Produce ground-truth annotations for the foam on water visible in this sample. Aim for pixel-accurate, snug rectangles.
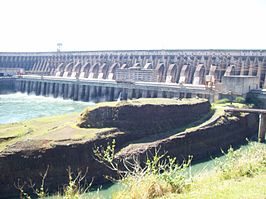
[0,93,93,124]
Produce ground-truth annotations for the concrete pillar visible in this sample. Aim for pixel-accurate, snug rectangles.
[84,85,90,101]
[122,88,128,100]
[142,90,148,98]
[25,81,29,94]
[49,83,54,97]
[173,92,180,98]
[109,87,115,101]
[134,89,140,99]
[73,84,79,101]
[40,82,45,96]
[113,88,119,100]
[29,81,34,93]
[101,87,107,101]
[54,83,59,98]
[68,84,74,99]
[78,85,83,101]
[63,84,69,99]
[258,113,266,143]
[105,87,112,101]
[89,86,96,101]
[15,80,21,92]
[191,93,197,98]
[45,82,50,96]
[157,91,163,98]
[32,82,37,95]
[128,89,133,99]
[166,92,172,98]
[151,90,157,98]
[58,83,63,98]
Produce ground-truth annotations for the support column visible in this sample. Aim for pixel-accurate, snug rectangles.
[157,90,163,98]
[84,85,90,101]
[114,88,121,100]
[73,84,79,101]
[128,89,133,99]
[258,113,266,143]
[101,87,107,101]
[63,84,69,99]
[25,81,29,94]
[173,92,180,98]
[49,83,54,97]
[32,82,37,95]
[68,84,74,99]
[142,90,148,98]
[58,84,63,98]
[40,82,45,96]
[45,82,50,96]
[78,85,83,101]
[54,83,59,98]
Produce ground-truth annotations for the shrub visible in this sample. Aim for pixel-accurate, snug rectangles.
[215,143,266,180]
[214,98,230,104]
[93,140,193,199]
[234,96,245,104]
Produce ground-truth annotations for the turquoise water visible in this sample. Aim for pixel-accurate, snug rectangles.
[0,93,92,124]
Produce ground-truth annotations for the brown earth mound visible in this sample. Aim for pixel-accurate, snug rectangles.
[78,98,211,134]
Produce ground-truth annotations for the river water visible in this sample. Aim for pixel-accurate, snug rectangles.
[0,93,92,124]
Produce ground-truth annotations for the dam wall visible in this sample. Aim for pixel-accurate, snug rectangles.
[0,49,265,87]
[0,78,16,94]
[14,76,216,102]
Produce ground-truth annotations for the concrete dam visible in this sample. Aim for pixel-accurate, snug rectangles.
[1,49,266,101]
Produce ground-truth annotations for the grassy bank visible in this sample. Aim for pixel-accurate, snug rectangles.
[112,142,266,199]
[0,113,114,153]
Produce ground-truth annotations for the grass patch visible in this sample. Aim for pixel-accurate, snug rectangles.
[0,113,114,153]
[111,142,266,199]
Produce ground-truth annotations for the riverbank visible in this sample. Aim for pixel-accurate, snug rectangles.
[0,98,259,198]
[111,142,266,199]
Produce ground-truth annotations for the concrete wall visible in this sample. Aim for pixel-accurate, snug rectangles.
[0,78,16,94]
[217,75,259,96]
[0,50,265,87]
[15,77,216,102]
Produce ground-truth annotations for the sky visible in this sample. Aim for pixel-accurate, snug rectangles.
[0,0,265,52]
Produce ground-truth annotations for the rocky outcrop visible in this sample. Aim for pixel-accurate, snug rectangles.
[116,112,258,164]
[78,98,211,134]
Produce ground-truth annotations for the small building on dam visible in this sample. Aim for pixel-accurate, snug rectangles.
[0,49,265,102]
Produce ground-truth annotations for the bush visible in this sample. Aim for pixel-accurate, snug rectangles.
[214,98,230,104]
[234,96,245,104]
[215,143,266,180]
[94,140,192,199]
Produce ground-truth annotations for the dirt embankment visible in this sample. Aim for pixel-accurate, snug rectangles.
[78,98,211,134]
[0,99,258,198]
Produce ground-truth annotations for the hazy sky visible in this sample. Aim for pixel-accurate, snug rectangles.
[0,0,265,52]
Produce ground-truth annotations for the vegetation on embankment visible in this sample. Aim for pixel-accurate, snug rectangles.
[0,113,115,153]
[109,142,266,199]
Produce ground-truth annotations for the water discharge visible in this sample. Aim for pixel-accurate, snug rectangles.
[0,93,93,124]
